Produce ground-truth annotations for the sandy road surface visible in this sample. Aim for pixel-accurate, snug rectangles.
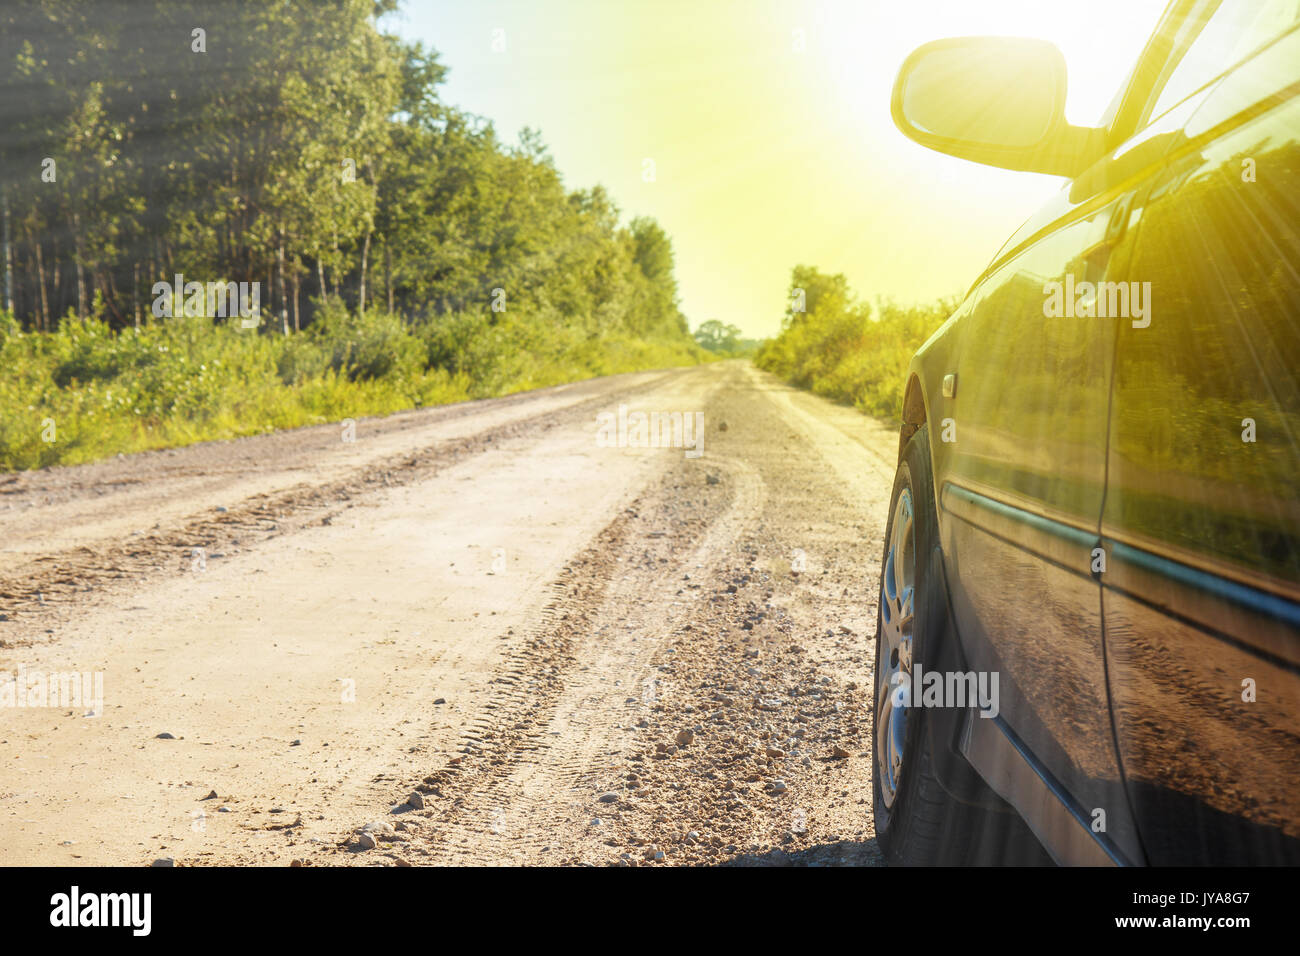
[0,361,901,866]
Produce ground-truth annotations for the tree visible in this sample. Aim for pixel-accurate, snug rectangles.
[0,0,698,371]
[694,319,742,354]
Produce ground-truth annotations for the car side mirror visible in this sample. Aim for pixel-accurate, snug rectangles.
[891,36,1104,178]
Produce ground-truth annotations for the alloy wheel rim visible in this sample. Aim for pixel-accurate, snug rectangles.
[877,486,916,810]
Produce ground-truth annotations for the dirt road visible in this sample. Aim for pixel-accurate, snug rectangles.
[0,361,900,866]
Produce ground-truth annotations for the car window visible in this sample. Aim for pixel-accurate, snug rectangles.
[1143,0,1300,124]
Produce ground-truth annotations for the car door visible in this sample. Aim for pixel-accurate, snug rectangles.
[938,158,1147,866]
[1101,20,1300,865]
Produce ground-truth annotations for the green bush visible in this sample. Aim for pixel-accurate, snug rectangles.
[0,305,703,472]
[756,266,955,418]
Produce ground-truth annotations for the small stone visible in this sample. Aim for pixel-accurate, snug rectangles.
[598,792,620,804]
[771,779,788,794]
[433,698,446,705]
[832,744,851,759]
[357,832,378,850]
[393,857,412,867]
[675,729,694,747]
[408,792,425,809]
[151,858,175,867]
[766,746,785,759]
[155,732,176,740]
[706,474,720,485]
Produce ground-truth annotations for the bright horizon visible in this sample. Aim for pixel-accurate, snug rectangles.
[388,0,1169,339]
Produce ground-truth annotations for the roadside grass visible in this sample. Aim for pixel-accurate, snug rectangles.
[0,306,702,472]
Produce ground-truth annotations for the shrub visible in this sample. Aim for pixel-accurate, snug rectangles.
[756,267,955,418]
[0,304,702,472]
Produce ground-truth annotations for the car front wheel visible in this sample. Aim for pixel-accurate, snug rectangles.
[872,426,1042,865]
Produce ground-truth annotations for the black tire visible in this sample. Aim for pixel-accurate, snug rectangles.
[872,426,1045,865]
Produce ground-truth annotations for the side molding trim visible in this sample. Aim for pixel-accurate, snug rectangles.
[960,708,1132,866]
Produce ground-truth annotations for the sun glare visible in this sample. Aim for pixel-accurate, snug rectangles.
[822,0,1168,127]
[401,0,1171,338]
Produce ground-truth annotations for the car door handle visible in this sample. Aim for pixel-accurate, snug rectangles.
[1105,191,1135,244]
